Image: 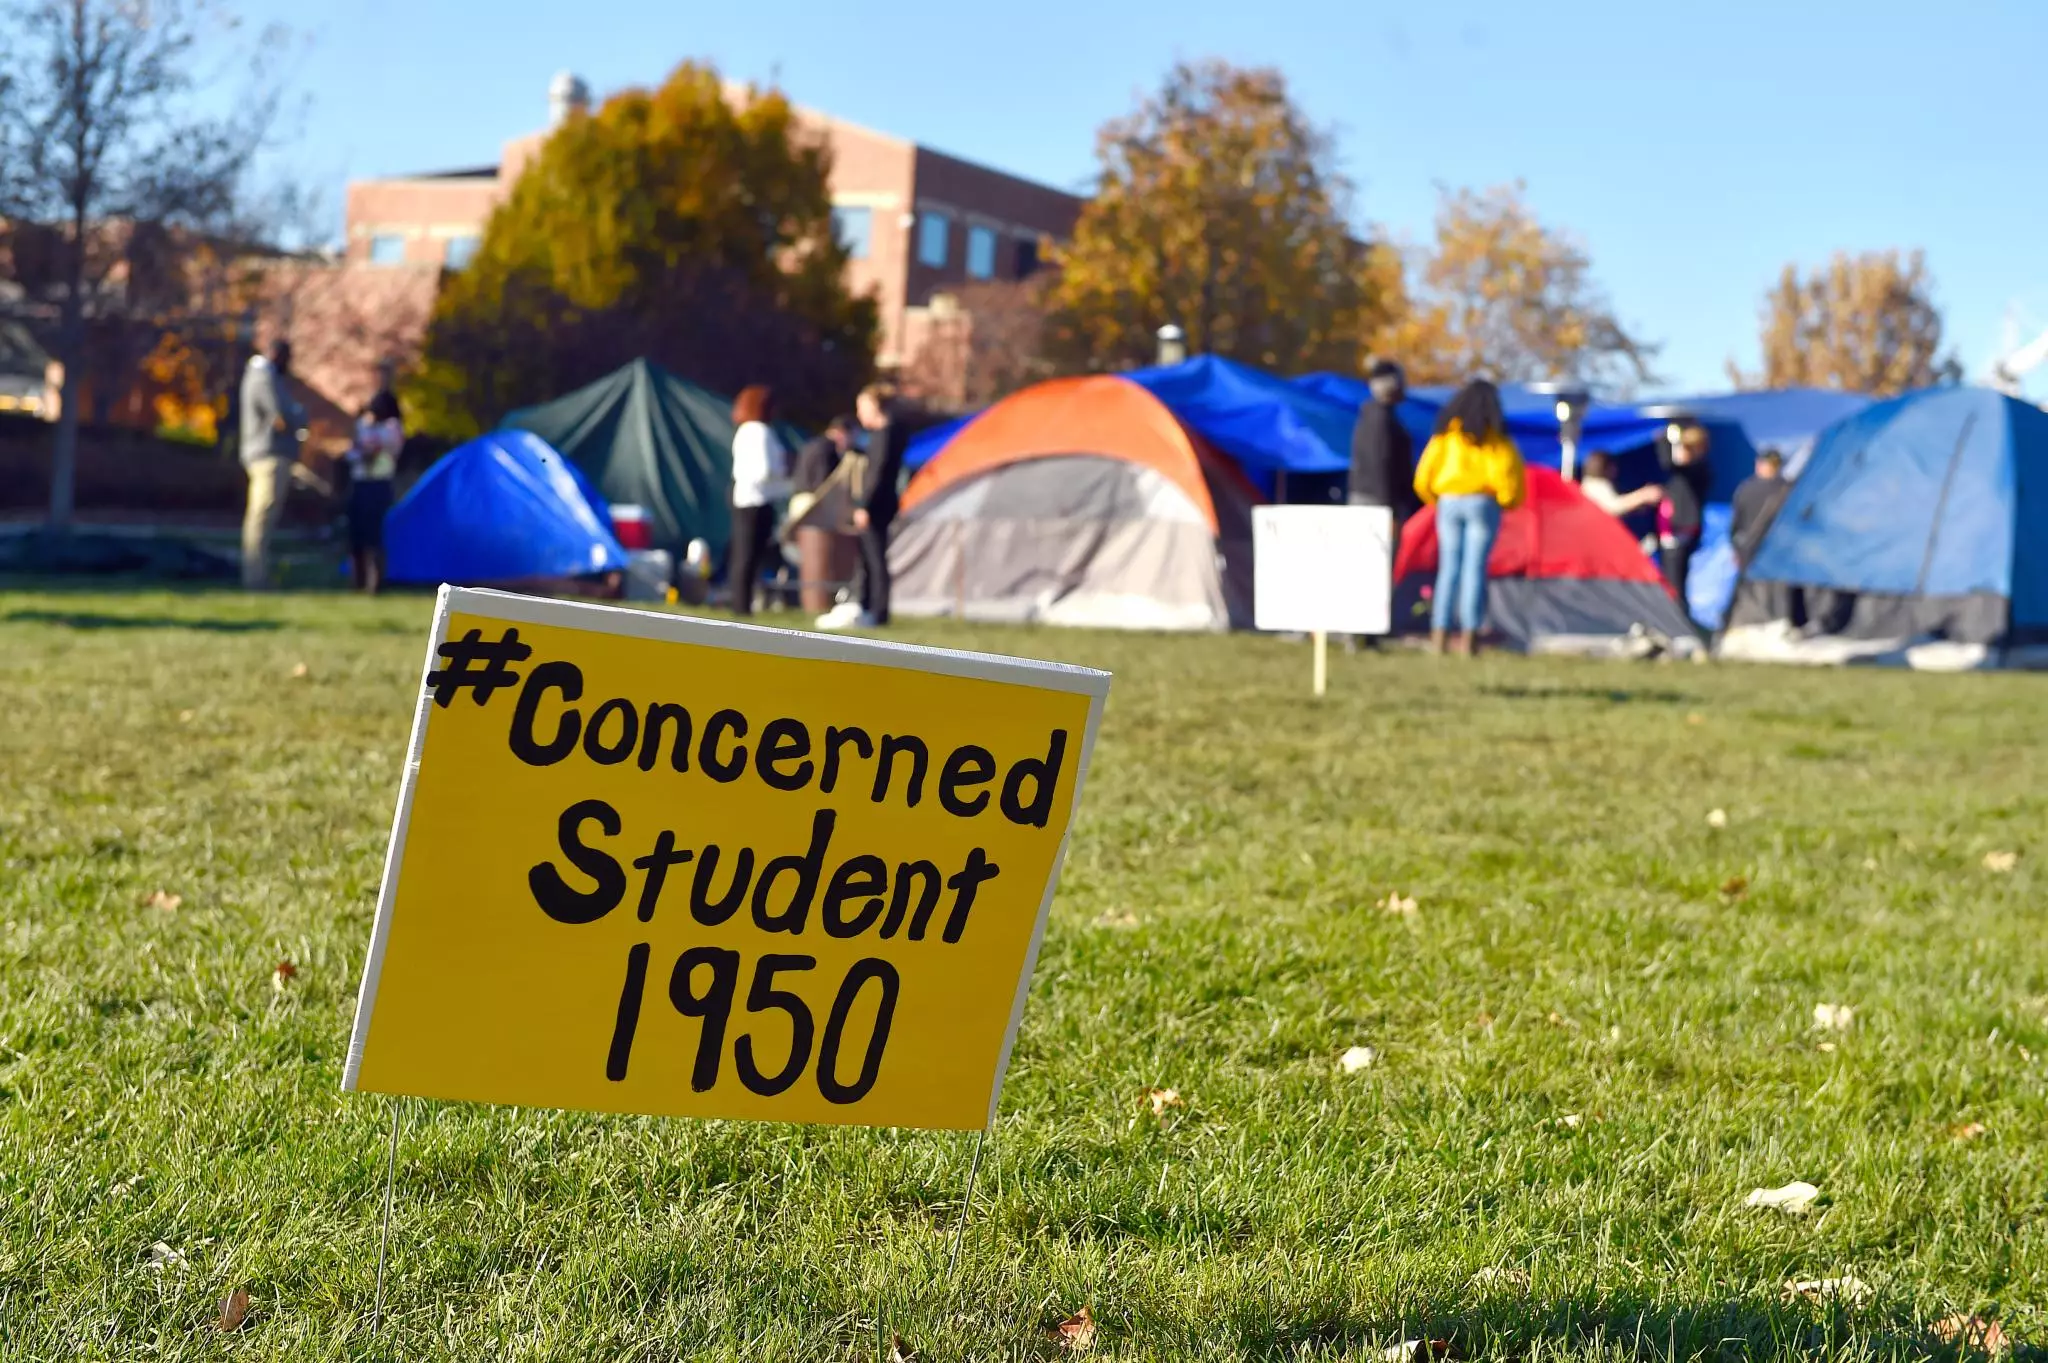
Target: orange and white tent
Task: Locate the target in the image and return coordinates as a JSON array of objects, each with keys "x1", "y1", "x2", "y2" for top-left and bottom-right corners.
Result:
[{"x1": 889, "y1": 376, "x2": 1261, "y2": 631}]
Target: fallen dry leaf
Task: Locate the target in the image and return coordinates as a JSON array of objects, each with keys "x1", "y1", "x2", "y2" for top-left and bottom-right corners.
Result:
[
  {"x1": 1813, "y1": 1003, "x2": 1856, "y2": 1032},
  {"x1": 1720, "y1": 875, "x2": 1749, "y2": 898},
  {"x1": 290, "y1": 662, "x2": 310, "y2": 679},
  {"x1": 1545, "y1": 1011, "x2": 1577, "y2": 1029},
  {"x1": 1783, "y1": 1275, "x2": 1871, "y2": 1305},
  {"x1": 143, "y1": 890, "x2": 182, "y2": 913},
  {"x1": 888, "y1": 1330, "x2": 917, "y2": 1363},
  {"x1": 1473, "y1": 1011, "x2": 1495, "y2": 1031},
  {"x1": 1950, "y1": 1121, "x2": 1987, "y2": 1142},
  {"x1": 177, "y1": 709, "x2": 196, "y2": 723},
  {"x1": 1931, "y1": 1313, "x2": 2009, "y2": 1355},
  {"x1": 1817, "y1": 1042, "x2": 1838, "y2": 1053},
  {"x1": 1382, "y1": 1339, "x2": 1459, "y2": 1362},
  {"x1": 1554, "y1": 1113, "x2": 1583, "y2": 1131},
  {"x1": 1339, "y1": 1045, "x2": 1377, "y2": 1073},
  {"x1": 1686, "y1": 711, "x2": 1705, "y2": 726},
  {"x1": 215, "y1": 1286, "x2": 250, "y2": 1332},
  {"x1": 1707, "y1": 808, "x2": 1729, "y2": 829},
  {"x1": 1377, "y1": 891, "x2": 1418, "y2": 917},
  {"x1": 1745, "y1": 1181, "x2": 1821, "y2": 1215},
  {"x1": 1468, "y1": 1264, "x2": 1531, "y2": 1292},
  {"x1": 272, "y1": 960, "x2": 298, "y2": 992},
  {"x1": 147, "y1": 1240, "x2": 187, "y2": 1270},
  {"x1": 1984, "y1": 851, "x2": 2018, "y2": 873},
  {"x1": 1142, "y1": 1087, "x2": 1182, "y2": 1118},
  {"x1": 1050, "y1": 1305, "x2": 1096, "y2": 1352}
]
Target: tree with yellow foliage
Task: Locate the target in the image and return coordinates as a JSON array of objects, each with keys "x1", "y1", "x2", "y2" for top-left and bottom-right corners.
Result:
[
  {"x1": 406, "y1": 63, "x2": 876, "y2": 437},
  {"x1": 1047, "y1": 61, "x2": 1389, "y2": 375},
  {"x1": 1366, "y1": 185, "x2": 1656, "y2": 390},
  {"x1": 1732, "y1": 250, "x2": 1959, "y2": 394}
]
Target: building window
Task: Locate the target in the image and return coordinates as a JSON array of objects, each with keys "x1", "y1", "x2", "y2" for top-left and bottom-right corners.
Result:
[
  {"x1": 917, "y1": 211, "x2": 950, "y2": 268},
  {"x1": 832, "y1": 206, "x2": 872, "y2": 261},
  {"x1": 368, "y1": 233, "x2": 406, "y2": 266},
  {"x1": 1014, "y1": 236, "x2": 1040, "y2": 279},
  {"x1": 443, "y1": 235, "x2": 481, "y2": 270},
  {"x1": 966, "y1": 225, "x2": 997, "y2": 280}
]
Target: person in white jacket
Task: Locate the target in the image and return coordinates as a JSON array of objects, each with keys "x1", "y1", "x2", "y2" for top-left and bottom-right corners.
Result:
[{"x1": 727, "y1": 384, "x2": 791, "y2": 616}]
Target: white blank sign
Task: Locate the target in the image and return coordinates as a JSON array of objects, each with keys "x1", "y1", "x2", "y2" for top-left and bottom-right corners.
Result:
[{"x1": 1253, "y1": 505, "x2": 1393, "y2": 636}]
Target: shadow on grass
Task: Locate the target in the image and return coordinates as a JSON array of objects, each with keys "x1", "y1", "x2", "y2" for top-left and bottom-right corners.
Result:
[
  {"x1": 1246, "y1": 1291, "x2": 2031, "y2": 1362},
  {"x1": 1, "y1": 608, "x2": 283, "y2": 632},
  {"x1": 1479, "y1": 684, "x2": 1695, "y2": 706}
]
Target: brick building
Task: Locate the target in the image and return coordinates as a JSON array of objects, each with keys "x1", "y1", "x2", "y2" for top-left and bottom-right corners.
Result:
[{"x1": 339, "y1": 74, "x2": 1082, "y2": 377}]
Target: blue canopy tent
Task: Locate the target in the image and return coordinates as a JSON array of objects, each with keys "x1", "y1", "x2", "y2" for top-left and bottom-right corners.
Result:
[
  {"x1": 387, "y1": 429, "x2": 629, "y2": 585},
  {"x1": 1653, "y1": 389, "x2": 1873, "y2": 476},
  {"x1": 1724, "y1": 387, "x2": 2048, "y2": 663},
  {"x1": 904, "y1": 356, "x2": 1353, "y2": 496}
]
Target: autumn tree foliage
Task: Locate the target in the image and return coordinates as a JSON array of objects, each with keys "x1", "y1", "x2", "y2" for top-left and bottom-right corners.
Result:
[
  {"x1": 1046, "y1": 61, "x2": 1388, "y2": 375},
  {"x1": 1367, "y1": 184, "x2": 1656, "y2": 390},
  {"x1": 1733, "y1": 250, "x2": 1960, "y2": 395},
  {"x1": 406, "y1": 63, "x2": 877, "y2": 438},
  {"x1": 0, "y1": 0, "x2": 285, "y2": 525}
]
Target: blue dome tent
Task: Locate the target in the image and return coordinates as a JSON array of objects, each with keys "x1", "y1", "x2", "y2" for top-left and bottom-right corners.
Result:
[
  {"x1": 387, "y1": 430, "x2": 629, "y2": 585},
  {"x1": 1721, "y1": 387, "x2": 2048, "y2": 669}
]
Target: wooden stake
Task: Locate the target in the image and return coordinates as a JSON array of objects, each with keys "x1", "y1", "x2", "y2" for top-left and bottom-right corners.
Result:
[{"x1": 1312, "y1": 630, "x2": 1327, "y2": 696}]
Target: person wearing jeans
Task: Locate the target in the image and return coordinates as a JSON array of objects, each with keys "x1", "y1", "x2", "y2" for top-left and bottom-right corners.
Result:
[
  {"x1": 1432, "y1": 493, "x2": 1502, "y2": 643},
  {"x1": 1412, "y1": 379, "x2": 1525, "y2": 655}
]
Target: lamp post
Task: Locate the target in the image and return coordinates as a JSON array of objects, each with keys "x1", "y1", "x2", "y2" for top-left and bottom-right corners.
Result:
[
  {"x1": 1529, "y1": 382, "x2": 1590, "y2": 480},
  {"x1": 1155, "y1": 324, "x2": 1186, "y2": 367}
]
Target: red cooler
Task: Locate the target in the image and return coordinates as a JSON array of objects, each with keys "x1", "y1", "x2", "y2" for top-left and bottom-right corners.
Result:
[{"x1": 610, "y1": 504, "x2": 652, "y2": 550}]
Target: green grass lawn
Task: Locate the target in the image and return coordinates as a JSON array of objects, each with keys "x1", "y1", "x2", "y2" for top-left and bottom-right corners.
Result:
[{"x1": 2, "y1": 584, "x2": 2044, "y2": 1361}]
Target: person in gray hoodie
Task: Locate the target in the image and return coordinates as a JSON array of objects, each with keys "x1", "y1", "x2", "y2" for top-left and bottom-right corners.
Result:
[{"x1": 238, "y1": 340, "x2": 306, "y2": 589}]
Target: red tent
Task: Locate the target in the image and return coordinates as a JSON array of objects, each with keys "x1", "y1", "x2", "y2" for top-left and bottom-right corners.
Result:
[{"x1": 1393, "y1": 467, "x2": 1694, "y2": 649}]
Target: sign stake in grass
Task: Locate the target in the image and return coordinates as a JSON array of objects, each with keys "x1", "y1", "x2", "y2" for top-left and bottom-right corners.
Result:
[
  {"x1": 370, "y1": 1100, "x2": 401, "y2": 1333},
  {"x1": 342, "y1": 587, "x2": 1108, "y2": 1325}
]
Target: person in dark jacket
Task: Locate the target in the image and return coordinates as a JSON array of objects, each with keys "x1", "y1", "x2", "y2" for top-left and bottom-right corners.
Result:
[
  {"x1": 1728, "y1": 447, "x2": 1787, "y2": 566},
  {"x1": 1347, "y1": 359, "x2": 1418, "y2": 527},
  {"x1": 1657, "y1": 423, "x2": 1713, "y2": 609},
  {"x1": 792, "y1": 415, "x2": 855, "y2": 496},
  {"x1": 850, "y1": 384, "x2": 908, "y2": 628}
]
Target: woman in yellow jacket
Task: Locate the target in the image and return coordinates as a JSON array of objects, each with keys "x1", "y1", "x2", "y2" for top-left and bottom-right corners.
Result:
[{"x1": 1412, "y1": 380, "x2": 1526, "y2": 655}]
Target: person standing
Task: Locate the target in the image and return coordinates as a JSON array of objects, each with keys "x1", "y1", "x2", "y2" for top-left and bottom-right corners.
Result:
[
  {"x1": 345, "y1": 384, "x2": 404, "y2": 594},
  {"x1": 1412, "y1": 379, "x2": 1525, "y2": 656},
  {"x1": 1347, "y1": 359, "x2": 1419, "y2": 530},
  {"x1": 1729, "y1": 447, "x2": 1787, "y2": 567},
  {"x1": 238, "y1": 340, "x2": 306, "y2": 591},
  {"x1": 850, "y1": 384, "x2": 907, "y2": 628},
  {"x1": 1577, "y1": 450, "x2": 1662, "y2": 521},
  {"x1": 1657, "y1": 424, "x2": 1713, "y2": 609},
  {"x1": 726, "y1": 384, "x2": 790, "y2": 617}
]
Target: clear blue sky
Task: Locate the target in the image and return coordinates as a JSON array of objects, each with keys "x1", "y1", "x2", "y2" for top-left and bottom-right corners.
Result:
[{"x1": 248, "y1": 0, "x2": 2048, "y2": 395}]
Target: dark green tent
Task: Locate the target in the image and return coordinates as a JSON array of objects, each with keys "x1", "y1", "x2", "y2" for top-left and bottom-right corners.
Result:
[{"x1": 502, "y1": 359, "x2": 762, "y2": 558}]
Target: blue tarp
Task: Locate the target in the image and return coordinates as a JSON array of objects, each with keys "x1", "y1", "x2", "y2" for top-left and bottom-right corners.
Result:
[
  {"x1": 1652, "y1": 389, "x2": 1873, "y2": 476},
  {"x1": 388, "y1": 429, "x2": 629, "y2": 584},
  {"x1": 1296, "y1": 374, "x2": 1674, "y2": 477},
  {"x1": 904, "y1": 356, "x2": 1354, "y2": 493},
  {"x1": 1748, "y1": 387, "x2": 2048, "y2": 626}
]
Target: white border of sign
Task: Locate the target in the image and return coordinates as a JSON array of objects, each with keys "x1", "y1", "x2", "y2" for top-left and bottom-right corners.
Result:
[{"x1": 343, "y1": 585, "x2": 1112, "y2": 1127}]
